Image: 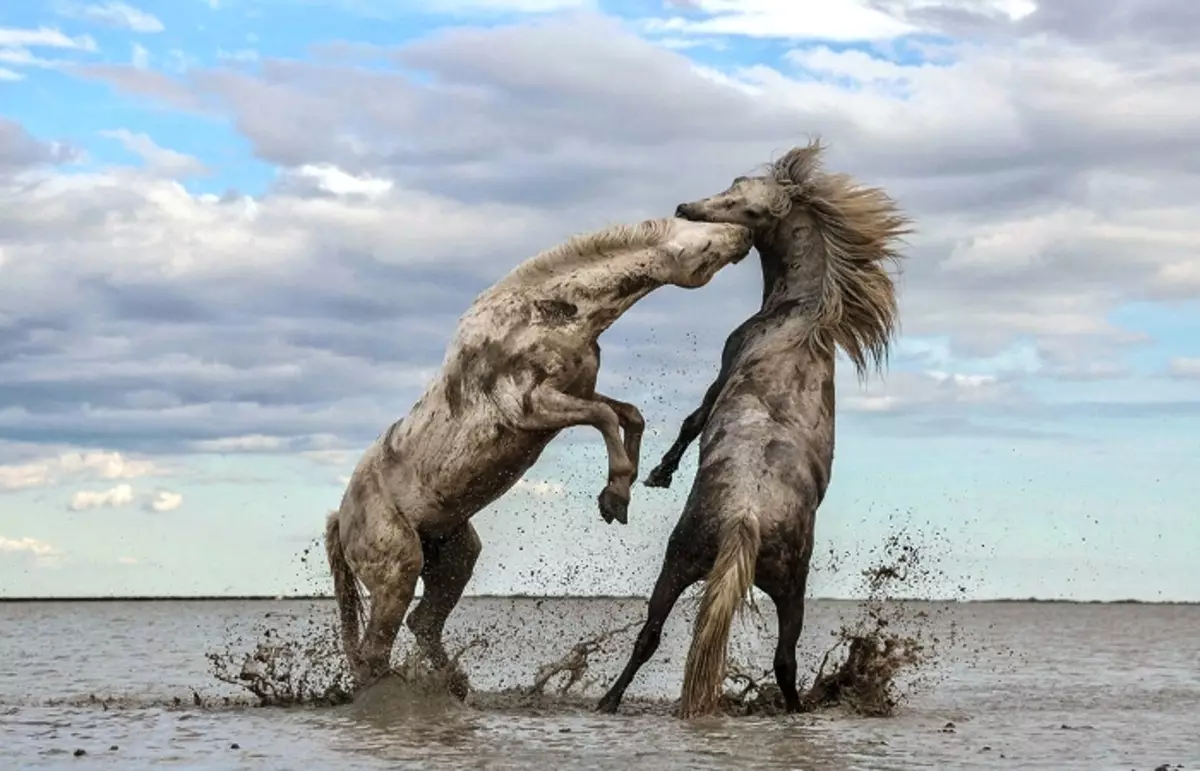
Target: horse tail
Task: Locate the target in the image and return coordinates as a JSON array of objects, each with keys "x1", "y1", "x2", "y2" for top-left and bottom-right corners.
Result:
[
  {"x1": 324, "y1": 511, "x2": 363, "y2": 664},
  {"x1": 679, "y1": 511, "x2": 761, "y2": 718}
]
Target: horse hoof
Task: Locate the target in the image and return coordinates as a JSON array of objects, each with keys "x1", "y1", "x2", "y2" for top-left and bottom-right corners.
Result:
[
  {"x1": 643, "y1": 467, "x2": 673, "y2": 488},
  {"x1": 598, "y1": 488, "x2": 629, "y2": 524},
  {"x1": 446, "y1": 668, "x2": 471, "y2": 701},
  {"x1": 596, "y1": 698, "x2": 619, "y2": 714}
]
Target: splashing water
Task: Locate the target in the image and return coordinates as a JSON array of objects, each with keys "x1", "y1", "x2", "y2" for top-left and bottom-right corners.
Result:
[{"x1": 718, "y1": 516, "x2": 974, "y2": 717}]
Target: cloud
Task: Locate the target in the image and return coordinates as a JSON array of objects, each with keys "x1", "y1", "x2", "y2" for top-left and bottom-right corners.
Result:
[
  {"x1": 131, "y1": 42, "x2": 149, "y2": 69},
  {"x1": 99, "y1": 129, "x2": 207, "y2": 177},
  {"x1": 0, "y1": 449, "x2": 160, "y2": 491},
  {"x1": 69, "y1": 482, "x2": 135, "y2": 510},
  {"x1": 0, "y1": 26, "x2": 97, "y2": 50},
  {"x1": 148, "y1": 490, "x2": 183, "y2": 512},
  {"x1": 1169, "y1": 358, "x2": 1200, "y2": 379},
  {"x1": 0, "y1": 117, "x2": 77, "y2": 171},
  {"x1": 512, "y1": 477, "x2": 567, "y2": 497},
  {"x1": 59, "y1": 2, "x2": 164, "y2": 33},
  {"x1": 840, "y1": 369, "x2": 1021, "y2": 414},
  {"x1": 190, "y1": 434, "x2": 288, "y2": 453},
  {"x1": 3, "y1": 6, "x2": 1200, "y2": 459},
  {"x1": 0, "y1": 534, "x2": 62, "y2": 567}
]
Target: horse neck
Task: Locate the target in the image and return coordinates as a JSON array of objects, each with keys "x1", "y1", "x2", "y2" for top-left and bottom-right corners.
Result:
[
  {"x1": 542, "y1": 248, "x2": 664, "y2": 337},
  {"x1": 756, "y1": 208, "x2": 827, "y2": 316}
]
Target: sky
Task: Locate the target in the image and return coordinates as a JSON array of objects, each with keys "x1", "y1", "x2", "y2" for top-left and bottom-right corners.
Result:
[{"x1": 1, "y1": 0, "x2": 1198, "y2": 601}]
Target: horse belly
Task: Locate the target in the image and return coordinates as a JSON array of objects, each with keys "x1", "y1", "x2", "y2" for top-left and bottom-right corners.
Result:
[{"x1": 407, "y1": 419, "x2": 557, "y2": 538}]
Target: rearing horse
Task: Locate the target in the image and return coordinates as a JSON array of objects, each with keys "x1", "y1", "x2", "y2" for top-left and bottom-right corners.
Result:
[
  {"x1": 325, "y1": 217, "x2": 754, "y2": 689},
  {"x1": 597, "y1": 141, "x2": 910, "y2": 717}
]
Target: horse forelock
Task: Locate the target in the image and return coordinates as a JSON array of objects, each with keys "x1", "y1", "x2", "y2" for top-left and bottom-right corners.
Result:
[
  {"x1": 499, "y1": 217, "x2": 677, "y2": 289},
  {"x1": 769, "y1": 139, "x2": 913, "y2": 379}
]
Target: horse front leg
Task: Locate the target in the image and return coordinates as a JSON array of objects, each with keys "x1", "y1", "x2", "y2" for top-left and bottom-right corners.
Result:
[
  {"x1": 594, "y1": 393, "x2": 645, "y2": 483},
  {"x1": 512, "y1": 384, "x2": 635, "y2": 524},
  {"x1": 644, "y1": 375, "x2": 723, "y2": 488}
]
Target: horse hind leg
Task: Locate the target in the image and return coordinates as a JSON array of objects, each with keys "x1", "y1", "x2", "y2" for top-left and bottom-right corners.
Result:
[
  {"x1": 597, "y1": 542, "x2": 703, "y2": 713},
  {"x1": 406, "y1": 522, "x2": 482, "y2": 700},
  {"x1": 349, "y1": 516, "x2": 424, "y2": 687}
]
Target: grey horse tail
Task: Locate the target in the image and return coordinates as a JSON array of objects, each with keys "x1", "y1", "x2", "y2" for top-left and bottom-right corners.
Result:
[
  {"x1": 324, "y1": 511, "x2": 363, "y2": 668},
  {"x1": 679, "y1": 512, "x2": 762, "y2": 718}
]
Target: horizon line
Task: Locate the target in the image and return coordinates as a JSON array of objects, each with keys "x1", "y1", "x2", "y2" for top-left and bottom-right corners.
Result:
[{"x1": 0, "y1": 594, "x2": 1195, "y2": 605}]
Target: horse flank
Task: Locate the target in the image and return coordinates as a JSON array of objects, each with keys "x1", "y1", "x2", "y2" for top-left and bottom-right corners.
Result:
[
  {"x1": 767, "y1": 140, "x2": 912, "y2": 378},
  {"x1": 494, "y1": 217, "x2": 677, "y2": 290}
]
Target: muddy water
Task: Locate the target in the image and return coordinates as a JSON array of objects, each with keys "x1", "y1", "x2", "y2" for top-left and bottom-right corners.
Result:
[{"x1": 2, "y1": 597, "x2": 1198, "y2": 769}]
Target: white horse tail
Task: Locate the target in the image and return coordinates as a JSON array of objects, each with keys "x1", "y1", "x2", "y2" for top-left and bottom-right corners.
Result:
[
  {"x1": 679, "y1": 511, "x2": 761, "y2": 718},
  {"x1": 324, "y1": 511, "x2": 363, "y2": 666}
]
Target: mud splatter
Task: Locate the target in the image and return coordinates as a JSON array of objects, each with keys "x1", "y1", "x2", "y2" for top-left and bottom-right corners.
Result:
[
  {"x1": 206, "y1": 612, "x2": 354, "y2": 707},
  {"x1": 521, "y1": 620, "x2": 639, "y2": 698},
  {"x1": 717, "y1": 517, "x2": 973, "y2": 717}
]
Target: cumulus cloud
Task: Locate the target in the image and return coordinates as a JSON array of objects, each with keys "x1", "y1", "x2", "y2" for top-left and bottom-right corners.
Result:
[
  {"x1": 148, "y1": 490, "x2": 183, "y2": 512},
  {"x1": 1, "y1": 2, "x2": 1197, "y2": 462},
  {"x1": 69, "y1": 482, "x2": 135, "y2": 510},
  {"x1": 0, "y1": 534, "x2": 62, "y2": 567},
  {"x1": 0, "y1": 449, "x2": 160, "y2": 491}
]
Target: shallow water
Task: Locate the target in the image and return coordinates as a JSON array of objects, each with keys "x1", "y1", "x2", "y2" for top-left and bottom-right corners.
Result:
[{"x1": 2, "y1": 598, "x2": 1197, "y2": 769}]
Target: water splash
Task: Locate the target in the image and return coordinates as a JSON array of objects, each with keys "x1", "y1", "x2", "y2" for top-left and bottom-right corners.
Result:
[{"x1": 720, "y1": 518, "x2": 970, "y2": 717}]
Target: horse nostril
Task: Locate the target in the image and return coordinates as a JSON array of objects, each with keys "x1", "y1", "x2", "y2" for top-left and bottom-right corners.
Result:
[{"x1": 675, "y1": 204, "x2": 688, "y2": 218}]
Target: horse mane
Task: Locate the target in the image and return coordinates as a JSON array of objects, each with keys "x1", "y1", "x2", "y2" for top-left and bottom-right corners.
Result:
[
  {"x1": 766, "y1": 139, "x2": 912, "y2": 379},
  {"x1": 496, "y1": 217, "x2": 677, "y2": 289}
]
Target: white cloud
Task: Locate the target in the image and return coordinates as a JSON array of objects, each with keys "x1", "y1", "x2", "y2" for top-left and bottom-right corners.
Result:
[
  {"x1": 149, "y1": 490, "x2": 183, "y2": 512},
  {"x1": 131, "y1": 42, "x2": 149, "y2": 69},
  {"x1": 513, "y1": 477, "x2": 567, "y2": 497},
  {"x1": 100, "y1": 129, "x2": 206, "y2": 177},
  {"x1": 0, "y1": 535, "x2": 62, "y2": 567},
  {"x1": 0, "y1": 26, "x2": 97, "y2": 50},
  {"x1": 69, "y1": 483, "x2": 135, "y2": 510},
  {"x1": 642, "y1": 0, "x2": 916, "y2": 41},
  {"x1": 0, "y1": 67, "x2": 20, "y2": 81},
  {"x1": 64, "y1": 2, "x2": 165, "y2": 34},
  {"x1": 191, "y1": 434, "x2": 287, "y2": 452},
  {"x1": 217, "y1": 48, "x2": 258, "y2": 63},
  {"x1": 1169, "y1": 358, "x2": 1200, "y2": 379},
  {"x1": 0, "y1": 450, "x2": 160, "y2": 492},
  {"x1": 841, "y1": 370, "x2": 1016, "y2": 413}
]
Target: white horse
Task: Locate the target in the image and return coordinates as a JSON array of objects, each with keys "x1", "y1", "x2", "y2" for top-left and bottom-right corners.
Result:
[{"x1": 325, "y1": 216, "x2": 754, "y2": 689}]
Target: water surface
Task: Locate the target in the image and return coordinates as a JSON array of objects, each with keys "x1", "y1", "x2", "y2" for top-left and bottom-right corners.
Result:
[{"x1": 2, "y1": 598, "x2": 1197, "y2": 769}]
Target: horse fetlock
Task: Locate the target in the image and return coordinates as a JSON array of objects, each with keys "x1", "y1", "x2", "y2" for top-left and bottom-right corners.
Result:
[{"x1": 643, "y1": 464, "x2": 674, "y2": 488}]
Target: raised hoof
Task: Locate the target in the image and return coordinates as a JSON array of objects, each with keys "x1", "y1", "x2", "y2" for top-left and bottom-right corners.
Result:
[
  {"x1": 642, "y1": 466, "x2": 673, "y2": 489},
  {"x1": 598, "y1": 488, "x2": 630, "y2": 525}
]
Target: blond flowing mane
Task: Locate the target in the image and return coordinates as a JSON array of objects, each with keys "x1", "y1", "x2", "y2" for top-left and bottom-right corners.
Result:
[
  {"x1": 767, "y1": 140, "x2": 912, "y2": 378},
  {"x1": 497, "y1": 217, "x2": 677, "y2": 289}
]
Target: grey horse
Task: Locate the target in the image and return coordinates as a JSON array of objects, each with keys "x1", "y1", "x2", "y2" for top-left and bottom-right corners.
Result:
[{"x1": 597, "y1": 141, "x2": 910, "y2": 717}]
